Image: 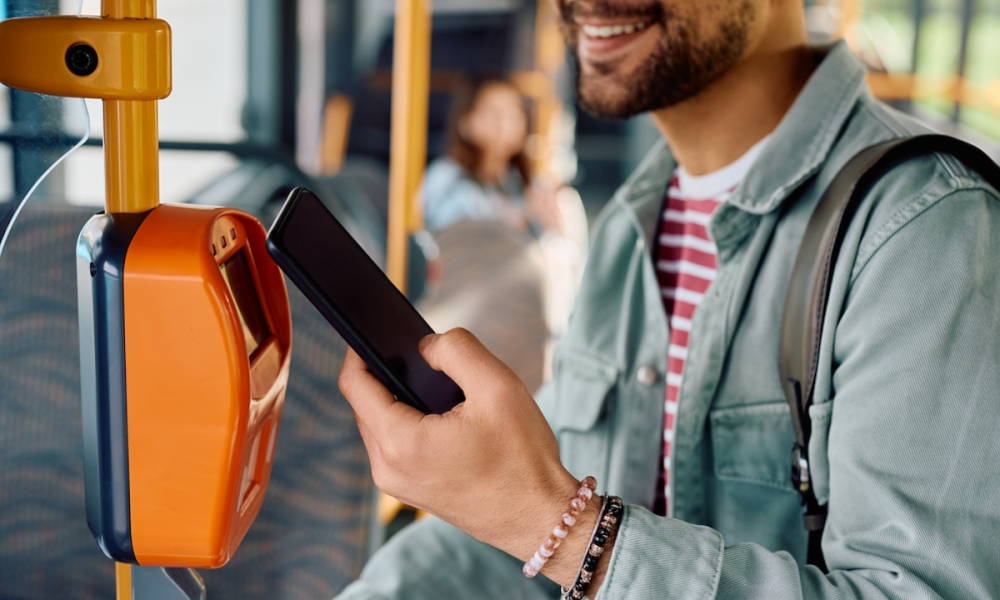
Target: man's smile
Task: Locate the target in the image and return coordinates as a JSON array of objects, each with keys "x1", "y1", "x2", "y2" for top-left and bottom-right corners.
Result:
[
  {"x1": 561, "y1": 1, "x2": 666, "y2": 66},
  {"x1": 580, "y1": 20, "x2": 652, "y2": 39},
  {"x1": 574, "y1": 17, "x2": 661, "y2": 64}
]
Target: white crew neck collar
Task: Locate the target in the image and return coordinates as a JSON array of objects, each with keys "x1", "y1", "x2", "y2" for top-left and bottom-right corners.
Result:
[{"x1": 676, "y1": 134, "x2": 772, "y2": 200}]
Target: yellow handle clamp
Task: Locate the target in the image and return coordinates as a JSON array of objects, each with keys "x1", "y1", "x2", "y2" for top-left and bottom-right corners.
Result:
[
  {"x1": 0, "y1": 4, "x2": 171, "y2": 214},
  {"x1": 0, "y1": 16, "x2": 170, "y2": 100}
]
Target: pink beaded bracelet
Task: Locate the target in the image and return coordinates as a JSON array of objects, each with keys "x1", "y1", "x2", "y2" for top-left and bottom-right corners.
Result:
[{"x1": 522, "y1": 476, "x2": 597, "y2": 578}]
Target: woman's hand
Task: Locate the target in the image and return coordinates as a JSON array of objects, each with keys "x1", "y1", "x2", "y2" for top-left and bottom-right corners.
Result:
[{"x1": 338, "y1": 328, "x2": 605, "y2": 588}]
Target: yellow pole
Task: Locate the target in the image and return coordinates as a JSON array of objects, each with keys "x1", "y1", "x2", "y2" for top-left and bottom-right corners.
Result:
[
  {"x1": 377, "y1": 0, "x2": 431, "y2": 529},
  {"x1": 102, "y1": 0, "x2": 160, "y2": 214},
  {"x1": 105, "y1": 0, "x2": 159, "y2": 587},
  {"x1": 532, "y1": 0, "x2": 565, "y2": 184},
  {"x1": 386, "y1": 0, "x2": 431, "y2": 290},
  {"x1": 836, "y1": 0, "x2": 865, "y2": 49},
  {"x1": 405, "y1": 2, "x2": 430, "y2": 236},
  {"x1": 115, "y1": 562, "x2": 132, "y2": 600}
]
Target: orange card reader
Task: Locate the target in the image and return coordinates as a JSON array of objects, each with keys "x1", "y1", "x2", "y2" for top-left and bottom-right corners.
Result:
[{"x1": 76, "y1": 204, "x2": 292, "y2": 567}]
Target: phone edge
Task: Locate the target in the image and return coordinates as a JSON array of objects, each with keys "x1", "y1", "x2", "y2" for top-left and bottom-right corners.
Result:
[{"x1": 266, "y1": 188, "x2": 435, "y2": 415}]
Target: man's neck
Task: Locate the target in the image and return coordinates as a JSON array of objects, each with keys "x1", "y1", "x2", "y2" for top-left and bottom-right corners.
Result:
[{"x1": 651, "y1": 38, "x2": 815, "y2": 177}]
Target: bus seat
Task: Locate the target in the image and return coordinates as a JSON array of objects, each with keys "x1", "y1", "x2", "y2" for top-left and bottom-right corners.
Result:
[
  {"x1": 0, "y1": 203, "x2": 373, "y2": 600},
  {"x1": 0, "y1": 204, "x2": 114, "y2": 600},
  {"x1": 316, "y1": 158, "x2": 430, "y2": 304},
  {"x1": 418, "y1": 220, "x2": 548, "y2": 394},
  {"x1": 321, "y1": 157, "x2": 391, "y2": 227}
]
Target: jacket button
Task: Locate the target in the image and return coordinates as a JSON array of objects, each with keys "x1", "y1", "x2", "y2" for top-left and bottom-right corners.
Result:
[{"x1": 636, "y1": 366, "x2": 658, "y2": 386}]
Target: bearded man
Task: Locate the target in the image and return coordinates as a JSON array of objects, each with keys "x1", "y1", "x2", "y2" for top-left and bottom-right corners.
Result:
[{"x1": 335, "y1": 1, "x2": 1000, "y2": 598}]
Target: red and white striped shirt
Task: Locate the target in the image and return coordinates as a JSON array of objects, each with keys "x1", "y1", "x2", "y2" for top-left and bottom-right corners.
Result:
[{"x1": 653, "y1": 137, "x2": 769, "y2": 517}]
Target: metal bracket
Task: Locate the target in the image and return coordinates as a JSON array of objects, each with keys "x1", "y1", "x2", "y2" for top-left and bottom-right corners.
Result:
[{"x1": 132, "y1": 566, "x2": 206, "y2": 600}]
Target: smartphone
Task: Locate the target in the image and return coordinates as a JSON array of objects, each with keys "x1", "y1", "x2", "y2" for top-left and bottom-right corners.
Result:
[{"x1": 266, "y1": 187, "x2": 464, "y2": 415}]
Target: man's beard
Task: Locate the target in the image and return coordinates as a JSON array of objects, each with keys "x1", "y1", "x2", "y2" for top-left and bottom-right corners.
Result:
[{"x1": 563, "y1": 1, "x2": 755, "y2": 120}]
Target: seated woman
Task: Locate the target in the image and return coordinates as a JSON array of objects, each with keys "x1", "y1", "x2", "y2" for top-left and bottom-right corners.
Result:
[
  {"x1": 422, "y1": 78, "x2": 557, "y2": 233},
  {"x1": 418, "y1": 78, "x2": 588, "y2": 391}
]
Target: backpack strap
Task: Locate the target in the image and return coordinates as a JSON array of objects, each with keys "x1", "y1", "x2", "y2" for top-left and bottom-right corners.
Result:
[{"x1": 778, "y1": 134, "x2": 1000, "y2": 573}]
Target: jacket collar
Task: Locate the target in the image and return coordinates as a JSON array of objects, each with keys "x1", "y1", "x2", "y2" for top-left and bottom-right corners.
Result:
[
  {"x1": 618, "y1": 40, "x2": 868, "y2": 237},
  {"x1": 622, "y1": 137, "x2": 675, "y2": 248},
  {"x1": 728, "y1": 41, "x2": 867, "y2": 214}
]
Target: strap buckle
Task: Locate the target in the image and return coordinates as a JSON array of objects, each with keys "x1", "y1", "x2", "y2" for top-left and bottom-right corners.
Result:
[{"x1": 791, "y1": 443, "x2": 811, "y2": 499}]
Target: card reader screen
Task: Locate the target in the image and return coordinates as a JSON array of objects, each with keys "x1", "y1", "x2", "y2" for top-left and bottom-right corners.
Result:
[{"x1": 220, "y1": 250, "x2": 270, "y2": 357}]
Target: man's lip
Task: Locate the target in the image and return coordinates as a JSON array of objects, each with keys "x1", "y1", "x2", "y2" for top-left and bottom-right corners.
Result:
[
  {"x1": 577, "y1": 21, "x2": 657, "y2": 58},
  {"x1": 574, "y1": 17, "x2": 655, "y2": 27}
]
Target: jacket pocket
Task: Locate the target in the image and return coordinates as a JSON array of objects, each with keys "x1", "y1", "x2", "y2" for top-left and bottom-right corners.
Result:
[
  {"x1": 807, "y1": 399, "x2": 834, "y2": 505},
  {"x1": 546, "y1": 348, "x2": 617, "y2": 484},
  {"x1": 710, "y1": 401, "x2": 797, "y2": 494}
]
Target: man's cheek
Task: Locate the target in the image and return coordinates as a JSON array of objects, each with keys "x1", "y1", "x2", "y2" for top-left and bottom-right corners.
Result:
[{"x1": 559, "y1": 20, "x2": 579, "y2": 48}]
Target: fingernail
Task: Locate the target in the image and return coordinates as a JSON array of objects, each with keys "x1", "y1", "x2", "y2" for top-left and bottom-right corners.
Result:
[{"x1": 419, "y1": 334, "x2": 440, "y2": 351}]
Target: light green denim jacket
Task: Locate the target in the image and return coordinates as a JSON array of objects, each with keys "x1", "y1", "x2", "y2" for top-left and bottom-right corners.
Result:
[{"x1": 337, "y1": 42, "x2": 1000, "y2": 600}]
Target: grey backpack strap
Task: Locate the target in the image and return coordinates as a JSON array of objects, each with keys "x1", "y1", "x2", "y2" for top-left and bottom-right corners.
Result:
[{"x1": 779, "y1": 134, "x2": 1000, "y2": 573}]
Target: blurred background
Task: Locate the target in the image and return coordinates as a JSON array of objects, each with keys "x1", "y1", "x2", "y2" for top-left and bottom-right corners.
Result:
[
  {"x1": 1, "y1": 1, "x2": 1000, "y2": 599},
  {"x1": 842, "y1": 0, "x2": 1000, "y2": 143},
  {"x1": 3, "y1": 0, "x2": 1000, "y2": 219}
]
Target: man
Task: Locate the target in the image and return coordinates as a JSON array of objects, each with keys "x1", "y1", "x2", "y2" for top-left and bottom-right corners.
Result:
[{"x1": 337, "y1": 0, "x2": 1000, "y2": 598}]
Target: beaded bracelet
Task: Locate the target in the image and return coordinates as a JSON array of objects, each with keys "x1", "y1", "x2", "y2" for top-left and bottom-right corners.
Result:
[
  {"x1": 522, "y1": 476, "x2": 597, "y2": 578},
  {"x1": 561, "y1": 495, "x2": 624, "y2": 600}
]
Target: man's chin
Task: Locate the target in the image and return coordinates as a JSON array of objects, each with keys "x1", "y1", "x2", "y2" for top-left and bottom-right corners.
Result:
[{"x1": 577, "y1": 76, "x2": 646, "y2": 120}]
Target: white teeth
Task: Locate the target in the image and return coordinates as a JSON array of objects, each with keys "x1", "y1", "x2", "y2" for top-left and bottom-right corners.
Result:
[{"x1": 582, "y1": 21, "x2": 648, "y2": 39}]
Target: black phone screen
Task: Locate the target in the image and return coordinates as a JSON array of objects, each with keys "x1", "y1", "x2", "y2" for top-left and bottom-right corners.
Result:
[{"x1": 266, "y1": 188, "x2": 463, "y2": 414}]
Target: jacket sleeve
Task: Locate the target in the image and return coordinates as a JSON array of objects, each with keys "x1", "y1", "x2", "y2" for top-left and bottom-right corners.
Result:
[
  {"x1": 596, "y1": 187, "x2": 1000, "y2": 600},
  {"x1": 335, "y1": 516, "x2": 560, "y2": 600}
]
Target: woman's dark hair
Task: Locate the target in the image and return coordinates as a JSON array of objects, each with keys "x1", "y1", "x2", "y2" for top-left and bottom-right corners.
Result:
[{"x1": 446, "y1": 77, "x2": 532, "y2": 185}]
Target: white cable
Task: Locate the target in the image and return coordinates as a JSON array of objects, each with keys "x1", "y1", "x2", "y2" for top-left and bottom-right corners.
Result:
[{"x1": 0, "y1": 0, "x2": 90, "y2": 265}]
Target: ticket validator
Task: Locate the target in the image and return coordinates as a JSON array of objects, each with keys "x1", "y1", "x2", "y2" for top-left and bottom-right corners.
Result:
[
  {"x1": 77, "y1": 205, "x2": 292, "y2": 567},
  {"x1": 0, "y1": 0, "x2": 294, "y2": 588}
]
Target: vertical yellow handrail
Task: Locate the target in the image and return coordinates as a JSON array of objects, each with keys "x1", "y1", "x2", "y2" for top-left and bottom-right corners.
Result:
[
  {"x1": 836, "y1": 0, "x2": 865, "y2": 50},
  {"x1": 104, "y1": 0, "x2": 160, "y2": 590},
  {"x1": 115, "y1": 562, "x2": 133, "y2": 600},
  {"x1": 532, "y1": 0, "x2": 565, "y2": 184},
  {"x1": 386, "y1": 0, "x2": 431, "y2": 291},
  {"x1": 377, "y1": 0, "x2": 431, "y2": 530},
  {"x1": 102, "y1": 0, "x2": 160, "y2": 214}
]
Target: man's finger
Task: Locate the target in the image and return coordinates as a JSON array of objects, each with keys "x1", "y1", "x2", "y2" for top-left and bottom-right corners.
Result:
[
  {"x1": 418, "y1": 328, "x2": 517, "y2": 393},
  {"x1": 339, "y1": 348, "x2": 423, "y2": 436}
]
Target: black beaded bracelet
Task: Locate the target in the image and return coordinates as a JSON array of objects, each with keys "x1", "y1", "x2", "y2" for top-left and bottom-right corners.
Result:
[{"x1": 561, "y1": 495, "x2": 624, "y2": 600}]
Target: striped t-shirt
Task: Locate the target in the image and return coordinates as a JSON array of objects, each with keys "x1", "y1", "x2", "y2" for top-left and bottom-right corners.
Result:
[{"x1": 653, "y1": 136, "x2": 770, "y2": 517}]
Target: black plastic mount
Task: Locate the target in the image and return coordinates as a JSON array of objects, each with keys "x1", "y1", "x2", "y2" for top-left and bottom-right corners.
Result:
[{"x1": 77, "y1": 210, "x2": 150, "y2": 563}]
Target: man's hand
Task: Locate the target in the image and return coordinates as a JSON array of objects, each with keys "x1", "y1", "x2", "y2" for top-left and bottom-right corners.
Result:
[{"x1": 338, "y1": 328, "x2": 604, "y2": 588}]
